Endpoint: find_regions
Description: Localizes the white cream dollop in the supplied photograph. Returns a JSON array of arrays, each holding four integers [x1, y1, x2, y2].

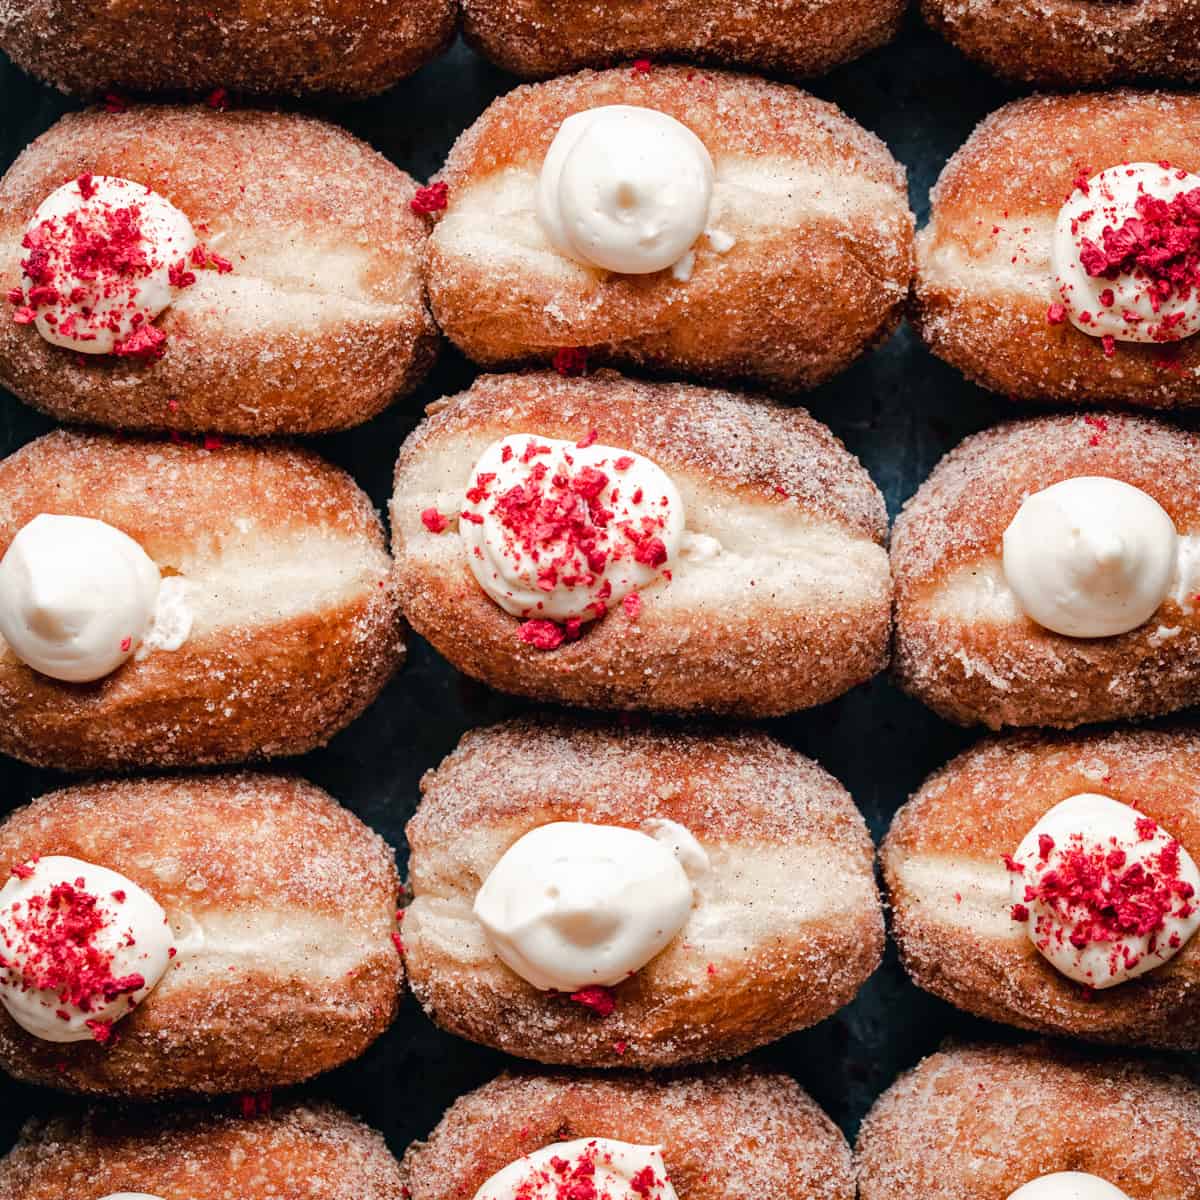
[[1007, 794, 1200, 989], [1008, 1174, 1131, 1200], [537, 105, 714, 276], [473, 820, 709, 992], [0, 855, 174, 1043], [474, 1140, 678, 1200], [1002, 477, 1178, 637], [20, 175, 197, 354], [98, 1195, 168, 1200], [0, 514, 192, 682], [1052, 162, 1200, 343], [460, 435, 685, 624]]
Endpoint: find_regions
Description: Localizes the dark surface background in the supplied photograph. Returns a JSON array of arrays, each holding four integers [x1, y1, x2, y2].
[[0, 9, 1192, 1168]]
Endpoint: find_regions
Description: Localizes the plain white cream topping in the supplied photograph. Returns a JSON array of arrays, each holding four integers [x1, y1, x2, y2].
[[1008, 794, 1200, 989], [474, 1140, 678, 1200], [473, 820, 709, 992], [1008, 1174, 1131, 1200], [537, 105, 714, 276], [1052, 162, 1200, 343], [1002, 477, 1178, 638], [459, 435, 685, 623], [21, 175, 197, 354], [0, 855, 174, 1043], [0, 514, 192, 682]]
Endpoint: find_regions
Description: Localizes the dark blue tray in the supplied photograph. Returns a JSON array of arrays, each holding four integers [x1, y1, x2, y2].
[[0, 12, 1153, 1161]]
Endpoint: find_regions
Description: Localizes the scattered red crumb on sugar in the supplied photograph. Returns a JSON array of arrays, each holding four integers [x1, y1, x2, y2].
[[519, 619, 566, 651], [631, 58, 652, 75], [203, 435, 223, 451], [410, 182, 449, 215], [706, 962, 717, 976], [1047, 302, 1067, 325], [102, 93, 128, 113], [391, 932, 405, 956], [613, 1040, 628, 1055], [1083, 413, 1108, 446], [85, 1019, 114, 1044], [421, 508, 448, 533], [205, 87, 229, 110], [553, 346, 588, 377], [622, 592, 641, 619], [114, 325, 167, 361], [575, 429, 597, 449], [1101, 334, 1117, 358], [568, 985, 616, 1016], [119, 636, 132, 653], [12, 306, 35, 325]]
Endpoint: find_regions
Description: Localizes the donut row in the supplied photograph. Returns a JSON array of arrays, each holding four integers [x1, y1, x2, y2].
[[5, 84, 1200, 432], [0, 717, 1196, 1106], [2, 0, 1198, 96], [2, 1043, 1196, 1199]]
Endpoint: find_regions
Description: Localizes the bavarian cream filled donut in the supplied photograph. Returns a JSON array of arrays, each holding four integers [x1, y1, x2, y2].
[[0, 104, 438, 435], [0, 1102, 405, 1198], [856, 1042, 1200, 1200], [891, 413, 1200, 729], [390, 371, 891, 716], [400, 1068, 853, 1200], [461, 0, 903, 80], [921, 0, 1200, 88], [0, 772, 401, 1096], [0, 430, 402, 771], [0, 0, 455, 97], [422, 67, 913, 393], [914, 92, 1200, 409], [882, 727, 1200, 1049], [404, 717, 883, 1067]]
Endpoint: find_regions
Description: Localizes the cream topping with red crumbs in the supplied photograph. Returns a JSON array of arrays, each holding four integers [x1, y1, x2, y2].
[[14, 174, 197, 356], [459, 435, 685, 625], [473, 820, 708, 993], [472, 1139, 678, 1200], [1006, 794, 1200, 989], [0, 855, 174, 1043], [1007, 1174, 1130, 1200], [1052, 162, 1200, 345]]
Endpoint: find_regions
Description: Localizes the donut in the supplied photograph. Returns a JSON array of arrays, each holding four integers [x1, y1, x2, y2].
[[891, 412, 1200, 729], [0, 1102, 405, 1198], [0, 429, 403, 771], [403, 716, 883, 1067], [0, 771, 402, 1096], [422, 67, 913, 393], [400, 1067, 853, 1200], [0, 105, 438, 436], [856, 1042, 1200, 1200], [460, 0, 903, 81], [921, 0, 1200, 88], [390, 370, 891, 716], [0, 0, 455, 98], [913, 92, 1200, 410], [882, 727, 1200, 1049]]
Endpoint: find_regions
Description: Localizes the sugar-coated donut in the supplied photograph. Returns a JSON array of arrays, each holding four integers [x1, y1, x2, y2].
[[922, 0, 1200, 88], [0, 430, 403, 771], [404, 717, 883, 1067], [891, 413, 1200, 729], [0, 772, 402, 1096], [883, 728, 1200, 1049], [914, 92, 1200, 409], [0, 105, 438, 435], [0, 1102, 405, 1198], [0, 0, 455, 98], [400, 1067, 853, 1200], [856, 1042, 1200, 1200], [461, 0, 903, 80], [390, 371, 891, 716], [423, 67, 913, 393]]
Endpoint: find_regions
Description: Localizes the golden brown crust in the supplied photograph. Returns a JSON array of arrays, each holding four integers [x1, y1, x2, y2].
[[461, 0, 902, 79], [891, 412, 1200, 729], [0, 430, 404, 771], [390, 371, 891, 717], [913, 91, 1200, 409], [0, 772, 402, 1097], [922, 0, 1200, 88], [425, 67, 913, 394], [856, 1042, 1200, 1199], [404, 716, 883, 1067], [0, 0, 456, 97], [0, 1102, 406, 1199], [401, 1067, 854, 1200], [0, 105, 439, 435], [882, 728, 1200, 1049]]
